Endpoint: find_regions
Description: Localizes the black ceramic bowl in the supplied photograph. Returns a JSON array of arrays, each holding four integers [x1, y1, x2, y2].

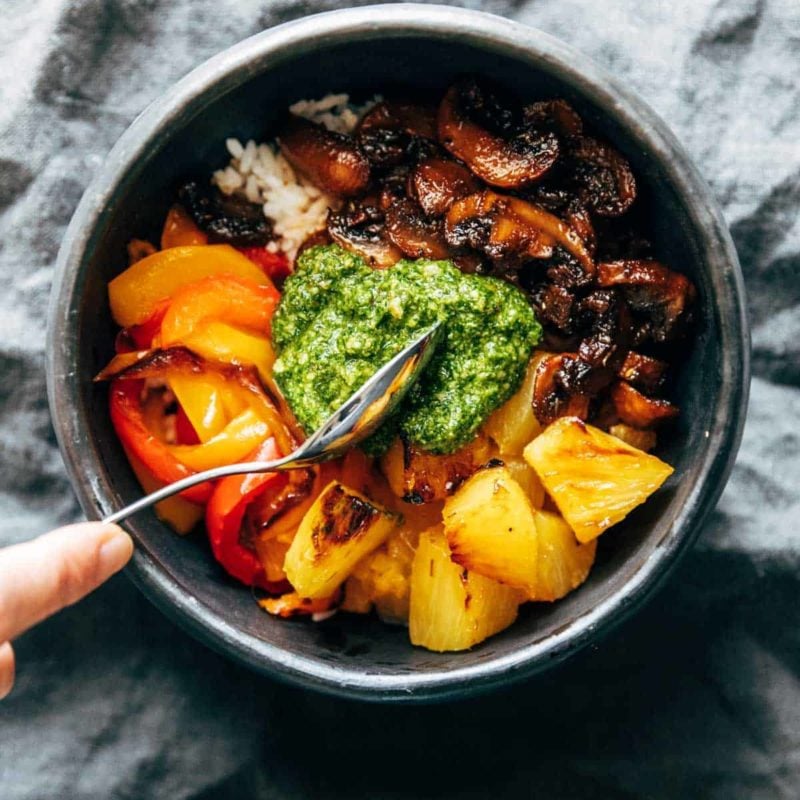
[[47, 4, 749, 702]]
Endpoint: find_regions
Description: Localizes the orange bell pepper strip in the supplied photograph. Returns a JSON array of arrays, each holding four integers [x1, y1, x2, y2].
[[108, 245, 267, 327], [205, 437, 287, 588], [160, 275, 279, 345], [161, 205, 208, 249], [109, 379, 214, 504], [257, 592, 340, 618]]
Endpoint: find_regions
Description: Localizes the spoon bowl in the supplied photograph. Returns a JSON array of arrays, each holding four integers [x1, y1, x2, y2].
[[103, 322, 442, 525]]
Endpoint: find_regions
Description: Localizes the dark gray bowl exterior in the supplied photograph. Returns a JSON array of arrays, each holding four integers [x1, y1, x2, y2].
[[47, 4, 749, 702]]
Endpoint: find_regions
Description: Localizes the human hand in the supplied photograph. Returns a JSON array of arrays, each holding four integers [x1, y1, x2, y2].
[[0, 522, 133, 700]]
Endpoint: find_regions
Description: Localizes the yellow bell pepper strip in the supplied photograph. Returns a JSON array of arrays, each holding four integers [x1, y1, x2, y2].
[[160, 274, 279, 344], [178, 321, 276, 388], [123, 446, 205, 534], [160, 205, 208, 249], [168, 408, 270, 472], [109, 245, 267, 327], [167, 372, 233, 444]]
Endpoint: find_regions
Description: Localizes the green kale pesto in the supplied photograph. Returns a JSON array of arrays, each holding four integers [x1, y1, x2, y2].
[[271, 245, 542, 454]]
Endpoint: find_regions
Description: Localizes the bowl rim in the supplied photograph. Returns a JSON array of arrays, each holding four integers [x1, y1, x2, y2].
[[47, 3, 750, 702]]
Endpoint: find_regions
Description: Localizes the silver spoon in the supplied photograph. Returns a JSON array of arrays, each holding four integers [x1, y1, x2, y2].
[[102, 322, 443, 525]]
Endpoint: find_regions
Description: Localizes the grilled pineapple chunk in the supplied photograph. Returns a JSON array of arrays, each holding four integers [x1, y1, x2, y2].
[[483, 352, 546, 455], [380, 434, 492, 503], [609, 423, 657, 452], [343, 527, 419, 623], [284, 481, 399, 598], [524, 417, 673, 542], [443, 466, 538, 589], [503, 456, 545, 508], [409, 527, 519, 652], [528, 510, 596, 601]]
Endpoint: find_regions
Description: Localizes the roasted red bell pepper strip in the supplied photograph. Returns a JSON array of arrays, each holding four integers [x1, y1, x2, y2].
[[109, 379, 213, 504], [205, 437, 286, 588], [115, 301, 169, 354], [175, 404, 201, 445], [239, 246, 292, 283]]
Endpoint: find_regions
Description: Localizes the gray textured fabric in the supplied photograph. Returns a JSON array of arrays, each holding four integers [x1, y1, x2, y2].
[[1, 0, 797, 797]]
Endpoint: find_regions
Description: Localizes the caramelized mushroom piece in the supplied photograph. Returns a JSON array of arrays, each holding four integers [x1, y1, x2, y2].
[[438, 80, 560, 189], [563, 202, 596, 256], [177, 181, 272, 247], [610, 381, 678, 428], [296, 228, 332, 260], [384, 198, 451, 260], [616, 351, 668, 394], [531, 284, 576, 332], [531, 353, 592, 426], [356, 101, 437, 169], [445, 190, 593, 271], [327, 201, 402, 268], [409, 156, 481, 217], [522, 99, 584, 138], [358, 100, 438, 140], [597, 260, 696, 342], [609, 423, 657, 452], [575, 289, 633, 369], [570, 136, 637, 217], [279, 115, 370, 197]]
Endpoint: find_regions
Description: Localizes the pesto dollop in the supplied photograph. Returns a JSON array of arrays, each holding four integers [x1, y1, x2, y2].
[[271, 245, 542, 454]]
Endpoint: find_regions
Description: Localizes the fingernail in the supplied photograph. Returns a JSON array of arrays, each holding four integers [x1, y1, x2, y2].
[[0, 642, 15, 701], [97, 525, 134, 576]]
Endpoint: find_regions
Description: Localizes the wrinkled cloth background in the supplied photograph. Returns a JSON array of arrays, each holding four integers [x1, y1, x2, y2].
[[1, 0, 798, 797]]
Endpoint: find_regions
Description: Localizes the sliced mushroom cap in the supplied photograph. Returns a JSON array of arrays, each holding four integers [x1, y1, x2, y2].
[[327, 201, 402, 268], [522, 99, 584, 139], [531, 353, 592, 425], [177, 180, 272, 247], [438, 81, 560, 189], [570, 136, 637, 217], [384, 198, 451, 260], [575, 289, 633, 369], [279, 115, 370, 197], [597, 259, 696, 342], [409, 156, 481, 217], [358, 100, 438, 139], [531, 283, 576, 332], [445, 190, 593, 271], [610, 381, 678, 428], [563, 202, 596, 256], [616, 351, 668, 394], [356, 101, 438, 170], [296, 228, 332, 260]]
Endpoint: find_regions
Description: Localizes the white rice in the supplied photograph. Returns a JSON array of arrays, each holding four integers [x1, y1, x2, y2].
[[212, 94, 379, 261]]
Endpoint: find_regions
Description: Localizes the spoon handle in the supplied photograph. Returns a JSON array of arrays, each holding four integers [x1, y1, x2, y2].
[[102, 453, 296, 525]]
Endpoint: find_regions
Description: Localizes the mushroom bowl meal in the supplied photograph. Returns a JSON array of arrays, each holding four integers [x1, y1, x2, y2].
[[48, 6, 748, 701]]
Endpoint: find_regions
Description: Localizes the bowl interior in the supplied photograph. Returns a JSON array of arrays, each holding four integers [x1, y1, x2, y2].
[[57, 25, 735, 698]]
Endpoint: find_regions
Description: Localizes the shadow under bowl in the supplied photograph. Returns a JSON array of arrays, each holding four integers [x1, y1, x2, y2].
[[47, 4, 749, 702]]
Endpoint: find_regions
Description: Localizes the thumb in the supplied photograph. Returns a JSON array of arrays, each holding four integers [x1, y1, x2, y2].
[[0, 522, 133, 644]]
